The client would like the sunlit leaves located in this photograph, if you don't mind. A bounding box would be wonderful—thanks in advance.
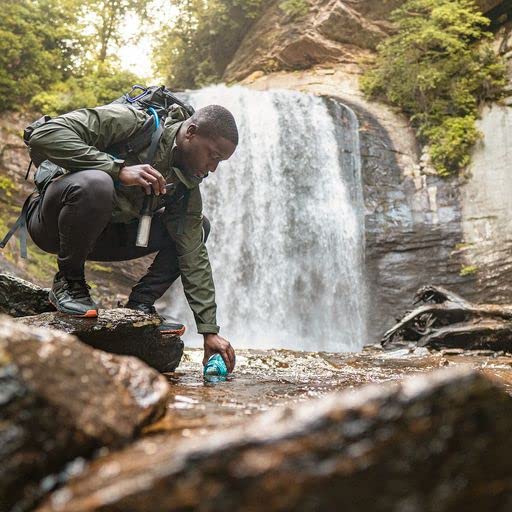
[361,0,506,175]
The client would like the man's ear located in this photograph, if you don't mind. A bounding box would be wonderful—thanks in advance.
[186,123,198,140]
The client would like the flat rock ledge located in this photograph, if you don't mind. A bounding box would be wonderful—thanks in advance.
[38,367,512,512]
[0,273,55,317]
[0,315,171,512]
[14,308,184,373]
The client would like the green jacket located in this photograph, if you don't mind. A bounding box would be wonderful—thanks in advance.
[29,103,219,334]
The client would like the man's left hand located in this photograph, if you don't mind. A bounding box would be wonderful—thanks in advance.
[203,333,236,373]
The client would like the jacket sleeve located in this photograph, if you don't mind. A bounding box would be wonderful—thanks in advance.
[164,186,219,334]
[28,104,149,180]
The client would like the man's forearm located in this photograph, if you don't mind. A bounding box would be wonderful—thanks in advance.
[178,243,220,333]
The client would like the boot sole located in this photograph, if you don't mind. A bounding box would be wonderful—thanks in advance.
[49,293,98,318]
[158,325,186,337]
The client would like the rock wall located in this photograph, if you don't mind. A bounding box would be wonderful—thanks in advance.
[459,12,512,302]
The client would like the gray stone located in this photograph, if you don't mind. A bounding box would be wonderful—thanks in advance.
[0,273,54,317]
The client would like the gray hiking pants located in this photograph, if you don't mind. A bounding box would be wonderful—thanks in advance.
[26,169,210,304]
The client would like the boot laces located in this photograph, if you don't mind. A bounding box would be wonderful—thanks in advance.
[65,279,91,300]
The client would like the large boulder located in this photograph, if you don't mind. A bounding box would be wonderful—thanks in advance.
[0,273,54,316]
[0,315,170,512]
[15,308,184,373]
[38,367,512,511]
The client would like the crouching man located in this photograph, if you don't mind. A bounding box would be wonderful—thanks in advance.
[26,102,237,371]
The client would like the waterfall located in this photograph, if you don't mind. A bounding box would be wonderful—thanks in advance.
[158,85,366,352]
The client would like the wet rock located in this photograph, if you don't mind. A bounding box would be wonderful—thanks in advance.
[0,315,170,512]
[0,272,55,317]
[38,367,512,512]
[14,308,184,373]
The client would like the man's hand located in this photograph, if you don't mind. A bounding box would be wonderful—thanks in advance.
[203,333,236,373]
[119,164,167,195]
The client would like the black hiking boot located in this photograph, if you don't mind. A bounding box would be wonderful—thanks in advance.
[125,300,186,337]
[49,272,98,318]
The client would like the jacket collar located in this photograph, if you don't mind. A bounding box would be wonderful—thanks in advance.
[154,111,203,190]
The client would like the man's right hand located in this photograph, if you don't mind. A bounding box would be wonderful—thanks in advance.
[118,164,167,195]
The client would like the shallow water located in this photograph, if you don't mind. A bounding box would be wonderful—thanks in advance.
[144,345,512,438]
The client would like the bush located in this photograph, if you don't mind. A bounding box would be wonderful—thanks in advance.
[279,0,309,19]
[155,0,270,90]
[361,0,506,175]
[31,66,141,115]
[0,0,81,111]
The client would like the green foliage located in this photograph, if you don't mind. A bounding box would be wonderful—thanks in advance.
[0,0,146,114]
[279,0,309,19]
[0,177,15,199]
[31,65,141,115]
[77,0,148,63]
[155,0,270,89]
[0,0,82,111]
[361,0,506,175]
[459,264,478,276]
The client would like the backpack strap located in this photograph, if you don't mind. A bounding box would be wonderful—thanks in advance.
[143,117,164,165]
[0,193,37,259]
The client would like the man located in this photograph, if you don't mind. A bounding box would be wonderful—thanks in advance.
[26,101,237,371]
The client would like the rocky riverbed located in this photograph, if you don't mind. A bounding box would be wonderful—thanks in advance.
[36,347,512,512]
[5,273,512,511]
[148,345,512,438]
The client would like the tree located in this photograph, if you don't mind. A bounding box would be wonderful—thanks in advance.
[361,0,506,175]
[79,0,149,63]
[0,0,82,111]
[154,0,270,89]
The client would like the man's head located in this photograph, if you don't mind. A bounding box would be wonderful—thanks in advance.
[175,104,238,179]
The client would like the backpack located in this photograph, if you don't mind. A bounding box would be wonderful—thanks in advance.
[0,85,195,258]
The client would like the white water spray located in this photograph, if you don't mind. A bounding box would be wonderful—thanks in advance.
[159,85,366,352]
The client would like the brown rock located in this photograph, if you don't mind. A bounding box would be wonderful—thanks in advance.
[276,33,350,68]
[38,367,512,512]
[0,272,55,317]
[0,315,170,512]
[15,308,184,373]
[224,0,397,82]
[477,0,504,13]
[316,1,389,49]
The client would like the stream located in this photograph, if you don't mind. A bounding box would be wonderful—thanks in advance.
[144,346,512,439]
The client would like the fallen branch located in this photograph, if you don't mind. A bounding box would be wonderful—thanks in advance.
[382,285,512,352]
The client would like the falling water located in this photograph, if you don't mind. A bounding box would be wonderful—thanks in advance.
[158,85,366,352]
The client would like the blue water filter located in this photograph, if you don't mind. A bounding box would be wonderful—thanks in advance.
[203,354,229,382]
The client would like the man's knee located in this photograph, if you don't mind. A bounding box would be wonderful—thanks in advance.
[202,216,211,243]
[67,170,114,212]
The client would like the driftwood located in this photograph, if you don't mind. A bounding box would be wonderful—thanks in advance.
[382,285,512,351]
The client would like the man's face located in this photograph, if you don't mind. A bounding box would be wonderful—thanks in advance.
[179,124,237,179]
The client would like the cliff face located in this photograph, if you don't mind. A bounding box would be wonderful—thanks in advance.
[459,14,512,302]
[224,0,401,83]
[224,0,501,83]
